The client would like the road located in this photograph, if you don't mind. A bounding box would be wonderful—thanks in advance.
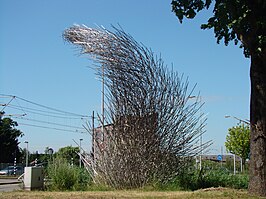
[0,178,22,192]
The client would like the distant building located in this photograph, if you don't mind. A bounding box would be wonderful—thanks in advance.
[91,112,158,160]
[91,124,112,160]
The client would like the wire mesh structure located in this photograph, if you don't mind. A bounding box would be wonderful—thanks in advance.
[63,25,210,188]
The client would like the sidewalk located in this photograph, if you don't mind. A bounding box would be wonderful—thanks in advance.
[0,178,20,185]
[0,178,22,192]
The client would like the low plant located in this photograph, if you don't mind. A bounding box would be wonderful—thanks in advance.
[171,160,248,190]
[46,157,91,191]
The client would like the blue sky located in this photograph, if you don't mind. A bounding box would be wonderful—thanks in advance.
[0,1,250,155]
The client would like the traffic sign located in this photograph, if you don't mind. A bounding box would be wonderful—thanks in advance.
[217,155,222,161]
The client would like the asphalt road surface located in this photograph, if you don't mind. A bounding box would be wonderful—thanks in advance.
[0,178,22,192]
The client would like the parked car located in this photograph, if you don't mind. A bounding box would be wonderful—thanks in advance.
[0,166,23,175]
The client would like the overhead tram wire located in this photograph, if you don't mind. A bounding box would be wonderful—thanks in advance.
[0,94,16,99]
[0,94,91,135]
[12,116,85,130]
[6,104,86,119]
[19,123,87,134]
[14,95,27,116]
[0,95,15,112]
[15,96,89,118]
[0,94,90,118]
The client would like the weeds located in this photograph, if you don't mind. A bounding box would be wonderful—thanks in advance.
[45,158,248,192]
[174,160,248,190]
[46,157,91,191]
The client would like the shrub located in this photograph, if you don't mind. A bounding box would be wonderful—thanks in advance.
[46,158,91,191]
[173,161,248,190]
[74,167,92,190]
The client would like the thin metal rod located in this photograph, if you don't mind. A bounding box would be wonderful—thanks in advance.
[102,64,105,144]
[79,138,83,167]
[92,111,95,161]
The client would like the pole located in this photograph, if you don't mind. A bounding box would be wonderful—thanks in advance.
[199,136,202,170]
[48,148,54,162]
[224,115,250,125]
[79,138,83,168]
[102,64,105,143]
[92,111,95,161]
[240,157,243,172]
[221,146,223,167]
[233,153,236,175]
[188,96,201,170]
[25,141,29,167]
[199,96,202,170]
[14,157,16,175]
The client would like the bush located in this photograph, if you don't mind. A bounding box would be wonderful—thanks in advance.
[198,168,248,189]
[46,158,91,191]
[173,161,248,190]
[75,167,92,190]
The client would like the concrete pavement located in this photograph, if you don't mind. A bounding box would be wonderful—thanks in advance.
[0,178,22,192]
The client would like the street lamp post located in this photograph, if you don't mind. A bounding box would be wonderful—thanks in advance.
[225,115,250,125]
[48,148,54,162]
[199,95,202,171]
[24,141,29,167]
[79,138,83,168]
[188,95,203,170]
[225,115,249,174]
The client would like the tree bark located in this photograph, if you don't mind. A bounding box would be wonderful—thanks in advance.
[249,52,266,196]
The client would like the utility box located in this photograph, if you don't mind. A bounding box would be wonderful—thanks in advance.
[24,167,44,190]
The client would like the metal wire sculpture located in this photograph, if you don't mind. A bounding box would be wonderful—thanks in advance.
[63,25,210,188]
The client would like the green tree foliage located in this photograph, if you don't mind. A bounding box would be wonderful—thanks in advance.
[225,124,250,164]
[0,112,23,163]
[56,146,79,166]
[171,0,265,57]
[171,0,266,196]
[20,147,55,166]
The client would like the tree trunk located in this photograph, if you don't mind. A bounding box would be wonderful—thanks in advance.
[248,52,266,196]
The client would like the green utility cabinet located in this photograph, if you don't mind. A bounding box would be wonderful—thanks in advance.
[24,167,44,190]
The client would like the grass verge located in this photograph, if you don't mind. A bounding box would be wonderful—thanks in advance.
[0,188,265,199]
